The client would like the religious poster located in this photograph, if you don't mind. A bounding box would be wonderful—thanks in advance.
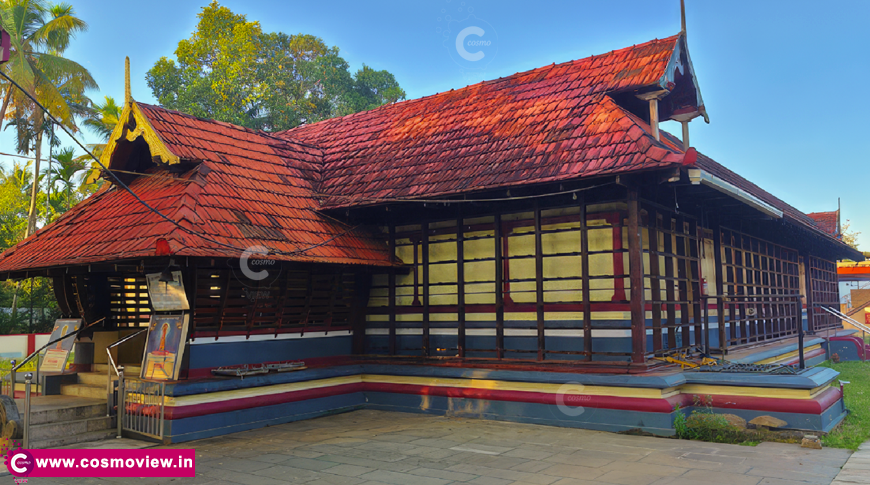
[39,319,82,374]
[146,271,190,311]
[140,314,189,381]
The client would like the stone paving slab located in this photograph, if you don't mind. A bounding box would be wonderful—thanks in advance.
[8,410,855,484]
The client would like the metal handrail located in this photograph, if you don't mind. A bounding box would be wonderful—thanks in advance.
[106,329,147,416]
[10,317,105,373]
[817,305,870,336]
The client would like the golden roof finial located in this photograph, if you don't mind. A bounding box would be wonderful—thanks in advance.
[125,56,132,106]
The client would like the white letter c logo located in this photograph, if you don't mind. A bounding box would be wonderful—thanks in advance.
[10,454,28,474]
[456,26,485,61]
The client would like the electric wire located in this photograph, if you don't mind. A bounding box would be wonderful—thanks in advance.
[0,69,610,260]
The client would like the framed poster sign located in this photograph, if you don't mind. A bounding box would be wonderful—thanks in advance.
[140,314,189,381]
[146,271,190,312]
[39,319,82,374]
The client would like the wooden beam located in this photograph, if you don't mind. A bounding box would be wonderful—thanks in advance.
[627,189,647,364]
[422,222,430,357]
[535,203,545,361]
[457,211,466,359]
[580,195,592,361]
[712,221,726,354]
[388,222,397,356]
[648,211,662,354]
[495,212,504,359]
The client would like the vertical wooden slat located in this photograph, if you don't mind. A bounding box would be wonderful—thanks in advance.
[351,272,371,355]
[422,222,430,357]
[688,218,702,350]
[579,195,592,361]
[214,271,231,340]
[627,189,646,364]
[388,222,397,356]
[534,203,545,361]
[802,251,814,336]
[648,211,662,354]
[675,215,689,349]
[712,222,725,354]
[495,212,504,359]
[663,218,677,350]
[457,212,466,358]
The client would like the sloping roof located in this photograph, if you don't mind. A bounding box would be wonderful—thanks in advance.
[279,34,694,208]
[807,211,839,237]
[0,103,393,274]
[655,130,858,257]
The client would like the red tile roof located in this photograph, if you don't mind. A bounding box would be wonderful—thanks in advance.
[0,32,856,274]
[808,211,839,237]
[0,104,394,274]
[279,34,691,208]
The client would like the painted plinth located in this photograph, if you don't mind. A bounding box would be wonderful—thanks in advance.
[158,363,846,444]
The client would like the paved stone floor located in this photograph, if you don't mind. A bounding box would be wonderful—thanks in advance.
[25,410,855,484]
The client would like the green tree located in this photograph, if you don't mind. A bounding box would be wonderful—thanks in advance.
[78,95,121,185]
[46,146,83,213]
[0,0,97,237]
[147,1,405,132]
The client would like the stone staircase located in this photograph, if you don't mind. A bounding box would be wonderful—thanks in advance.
[15,395,116,449]
[8,363,143,448]
[59,363,141,399]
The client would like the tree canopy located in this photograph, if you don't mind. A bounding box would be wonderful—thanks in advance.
[146,1,405,132]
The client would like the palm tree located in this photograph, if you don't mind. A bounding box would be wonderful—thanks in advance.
[0,0,97,237]
[78,95,120,185]
[46,146,82,212]
[1,0,97,319]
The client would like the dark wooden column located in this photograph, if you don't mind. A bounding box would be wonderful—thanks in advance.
[579,195,592,361]
[712,221,726,354]
[534,203,545,361]
[495,212,505,359]
[457,211,466,358]
[648,211,662,355]
[351,272,372,355]
[627,189,646,364]
[801,249,815,335]
[422,222,430,357]
[388,222,397,355]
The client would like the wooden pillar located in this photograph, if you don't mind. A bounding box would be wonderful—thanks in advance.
[457,211,466,358]
[648,211,662,355]
[801,250,815,335]
[494,213,505,359]
[579,195,592,361]
[422,222,430,357]
[712,221,726,354]
[534,203,545,361]
[351,272,371,354]
[627,189,647,364]
[388,222,397,355]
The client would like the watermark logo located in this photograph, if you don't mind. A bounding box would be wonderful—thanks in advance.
[553,381,592,418]
[229,245,282,299]
[5,447,34,479]
[442,14,498,72]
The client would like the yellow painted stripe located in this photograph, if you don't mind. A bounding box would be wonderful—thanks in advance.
[360,374,670,399]
[163,373,828,408]
[165,375,362,407]
[756,344,822,365]
[680,383,825,400]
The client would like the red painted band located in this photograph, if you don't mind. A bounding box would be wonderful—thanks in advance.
[165,379,842,420]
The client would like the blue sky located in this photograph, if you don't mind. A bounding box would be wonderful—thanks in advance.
[2,0,868,251]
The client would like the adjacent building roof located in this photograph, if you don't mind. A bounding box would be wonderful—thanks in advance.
[808,211,840,237]
[279,34,697,208]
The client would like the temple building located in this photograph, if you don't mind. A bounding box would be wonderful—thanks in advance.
[0,32,860,444]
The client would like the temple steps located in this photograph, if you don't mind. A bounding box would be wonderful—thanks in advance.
[15,396,115,449]
[60,383,107,400]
